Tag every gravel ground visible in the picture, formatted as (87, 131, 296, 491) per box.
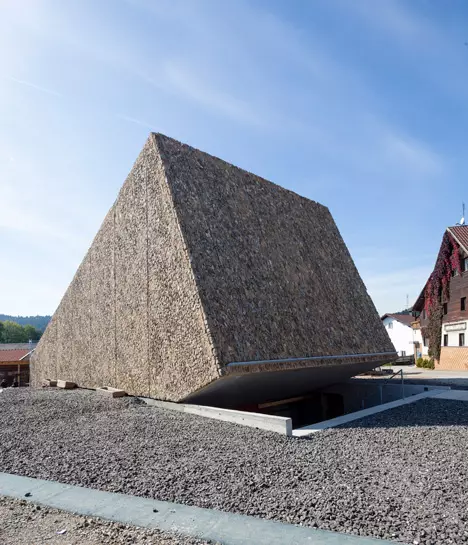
(0, 496, 212, 544)
(1, 389, 468, 545)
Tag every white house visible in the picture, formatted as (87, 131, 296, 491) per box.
(381, 314, 426, 359)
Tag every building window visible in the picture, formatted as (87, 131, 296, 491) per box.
(423, 337, 427, 347)
(422, 309, 426, 320)
(444, 334, 448, 346)
(388, 322, 393, 329)
(462, 297, 466, 311)
(443, 303, 448, 315)
(401, 351, 406, 357)
(463, 257, 468, 272)
(460, 333, 465, 347)
(452, 268, 459, 277)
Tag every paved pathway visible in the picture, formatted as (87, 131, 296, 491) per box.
(361, 365, 468, 389)
(391, 365, 468, 381)
(434, 389, 468, 401)
(0, 473, 392, 545)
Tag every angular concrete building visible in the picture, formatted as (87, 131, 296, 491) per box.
(32, 134, 396, 407)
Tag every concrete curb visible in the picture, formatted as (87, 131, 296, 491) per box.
(139, 398, 292, 436)
(293, 389, 448, 437)
(434, 390, 468, 401)
(0, 473, 392, 545)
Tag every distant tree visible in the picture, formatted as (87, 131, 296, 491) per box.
(0, 321, 43, 343)
(2, 321, 27, 343)
(23, 324, 42, 342)
(394, 308, 413, 315)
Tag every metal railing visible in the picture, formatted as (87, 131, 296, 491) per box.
(360, 368, 405, 409)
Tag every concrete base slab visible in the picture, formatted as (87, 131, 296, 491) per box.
(140, 397, 292, 436)
(0, 472, 391, 545)
(293, 389, 447, 437)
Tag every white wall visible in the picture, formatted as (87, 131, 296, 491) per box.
(414, 327, 428, 357)
(440, 320, 468, 347)
(382, 316, 419, 357)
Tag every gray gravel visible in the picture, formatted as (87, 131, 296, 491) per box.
(1, 389, 468, 545)
(0, 495, 212, 544)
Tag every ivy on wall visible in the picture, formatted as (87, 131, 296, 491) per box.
(423, 232, 461, 361)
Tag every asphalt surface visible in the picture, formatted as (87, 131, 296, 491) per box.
(0, 495, 213, 544)
(1, 388, 468, 545)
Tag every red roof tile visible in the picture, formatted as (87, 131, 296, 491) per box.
(448, 225, 468, 254)
(0, 349, 30, 362)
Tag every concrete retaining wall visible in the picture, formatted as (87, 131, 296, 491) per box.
(140, 398, 292, 436)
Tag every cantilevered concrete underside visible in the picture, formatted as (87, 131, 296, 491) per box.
(32, 133, 396, 404)
(186, 355, 394, 408)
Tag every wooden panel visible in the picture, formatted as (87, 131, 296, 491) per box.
(443, 271, 468, 323)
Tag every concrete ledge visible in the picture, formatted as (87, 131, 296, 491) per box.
(139, 398, 292, 436)
(293, 389, 447, 437)
(434, 390, 468, 401)
(0, 472, 392, 545)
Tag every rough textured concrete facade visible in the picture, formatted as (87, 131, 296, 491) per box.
(32, 133, 395, 404)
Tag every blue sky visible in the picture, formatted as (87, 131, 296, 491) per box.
(1, 0, 467, 316)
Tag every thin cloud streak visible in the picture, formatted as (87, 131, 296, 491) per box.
(6, 75, 61, 97)
(116, 114, 155, 130)
(0, 0, 461, 316)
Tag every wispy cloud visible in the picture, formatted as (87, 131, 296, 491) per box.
(0, 0, 458, 316)
(116, 114, 155, 130)
(382, 132, 443, 178)
(5, 75, 61, 97)
(146, 59, 266, 128)
(341, 0, 468, 101)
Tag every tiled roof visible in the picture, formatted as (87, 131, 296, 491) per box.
(448, 225, 468, 254)
(0, 349, 31, 362)
(382, 313, 414, 327)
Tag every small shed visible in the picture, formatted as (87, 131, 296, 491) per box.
(0, 344, 36, 386)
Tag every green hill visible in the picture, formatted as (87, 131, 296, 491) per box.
(0, 315, 51, 332)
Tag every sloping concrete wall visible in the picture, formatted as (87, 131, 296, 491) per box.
(32, 137, 219, 399)
(89, 208, 116, 386)
(113, 139, 151, 396)
(146, 139, 219, 400)
(33, 133, 395, 402)
(156, 134, 394, 366)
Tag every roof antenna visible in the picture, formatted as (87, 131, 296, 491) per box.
(457, 202, 465, 226)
